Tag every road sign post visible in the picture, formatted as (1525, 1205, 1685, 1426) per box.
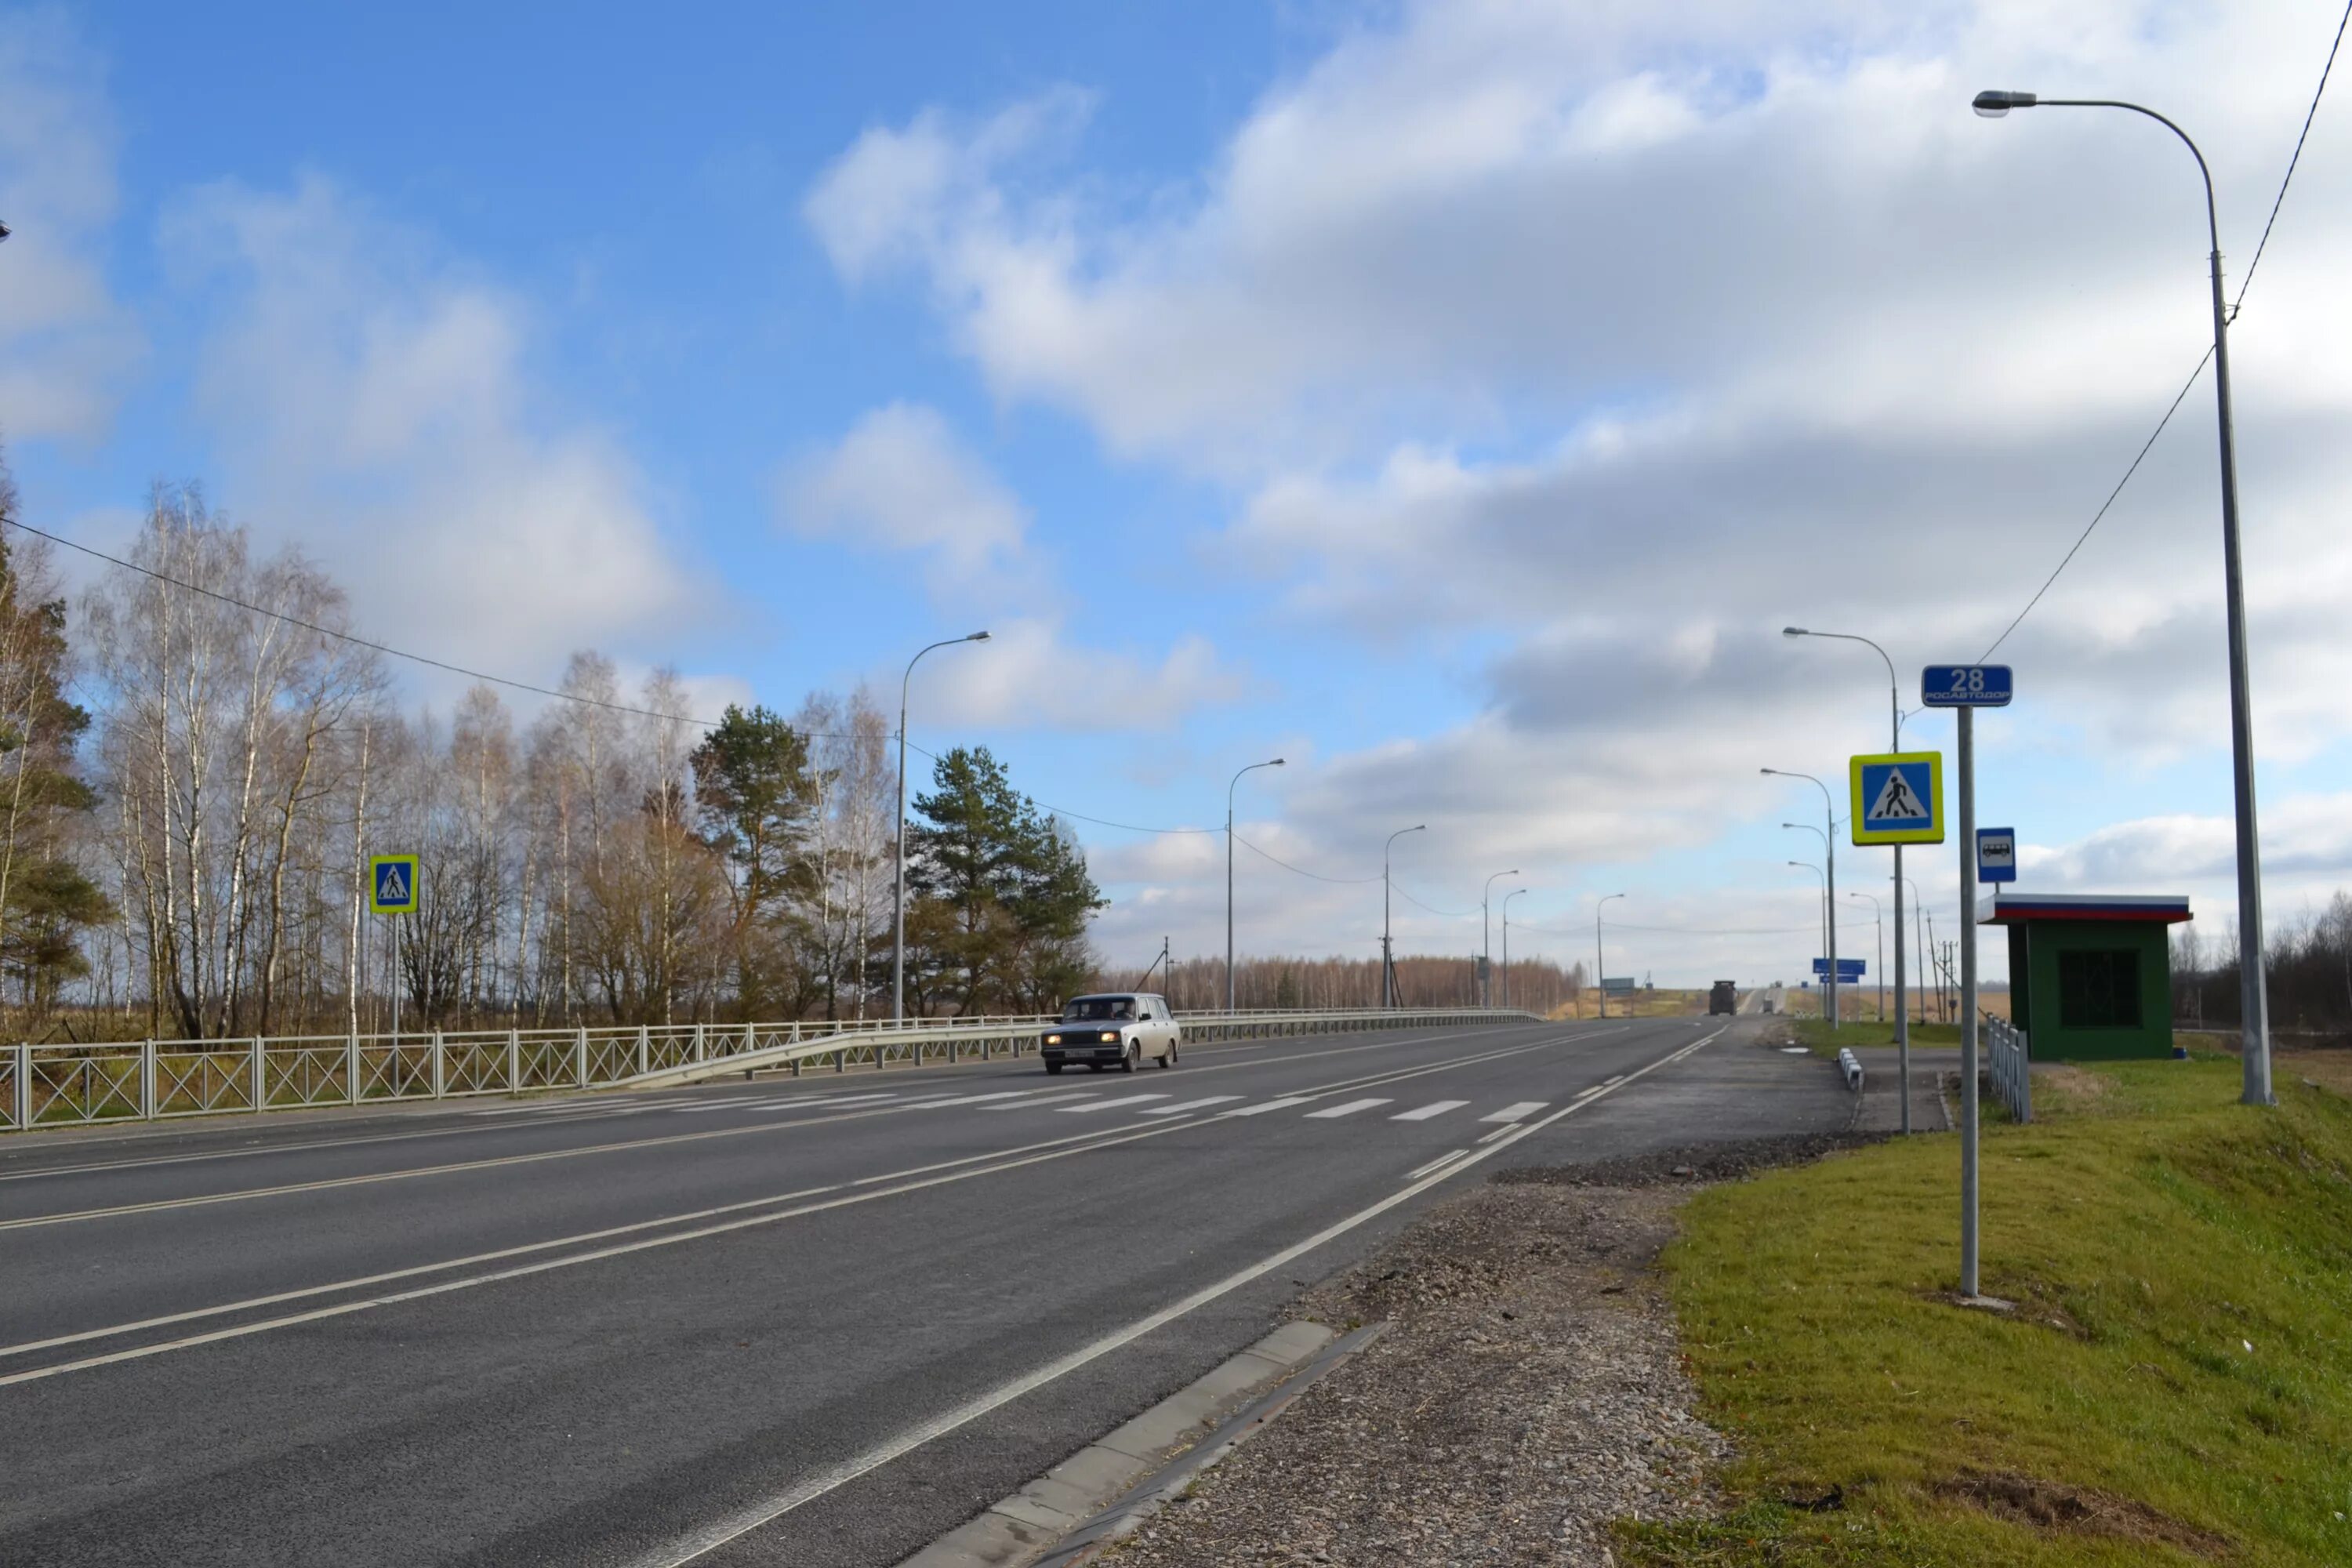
(370, 855, 419, 1048)
(1922, 666, 2011, 1301)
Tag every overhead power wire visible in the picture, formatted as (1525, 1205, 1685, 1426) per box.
(5, 515, 751, 733)
(1233, 833, 1384, 884)
(1980, 0, 2347, 659)
(1512, 916, 1871, 938)
(1389, 882, 1475, 919)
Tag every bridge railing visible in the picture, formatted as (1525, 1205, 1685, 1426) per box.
(2, 1007, 1541, 1133)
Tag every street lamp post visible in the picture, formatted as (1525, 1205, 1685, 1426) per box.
(1900, 875, 1929, 1025)
(1595, 893, 1627, 1018)
(1481, 869, 1520, 1007)
(1226, 758, 1286, 1012)
(1383, 826, 1426, 1009)
(1502, 888, 1529, 1011)
(1789, 862, 1827, 1012)
(1784, 627, 1910, 1123)
(1972, 88, 2270, 1106)
(1764, 768, 1837, 1027)
(1851, 892, 1884, 1022)
(893, 631, 990, 1023)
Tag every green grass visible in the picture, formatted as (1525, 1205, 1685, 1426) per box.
(1789, 1017, 1965, 1054)
(1622, 1058, 2352, 1566)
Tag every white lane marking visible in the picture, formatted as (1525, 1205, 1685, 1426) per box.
(1139, 1096, 1242, 1116)
(1058, 1094, 1170, 1114)
(1303, 1098, 1392, 1120)
(1602, 1075, 1627, 1088)
(982, 1091, 1098, 1110)
(1477, 1126, 1516, 1145)
(1221, 1097, 1313, 1117)
(900, 1091, 1039, 1108)
(0, 1023, 1668, 1381)
(1390, 1100, 1469, 1122)
(1480, 1102, 1548, 1123)
(635, 1024, 1728, 1568)
(0, 1019, 1571, 1184)
(1405, 1149, 1470, 1180)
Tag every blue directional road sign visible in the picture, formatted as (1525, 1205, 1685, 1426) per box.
(1812, 958, 1867, 979)
(1977, 827, 2017, 885)
(1849, 752, 1944, 845)
(1922, 664, 2013, 708)
(369, 854, 419, 915)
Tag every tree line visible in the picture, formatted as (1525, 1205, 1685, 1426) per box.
(0, 467, 1103, 1041)
(2175, 895, 2352, 1039)
(1090, 953, 1588, 1016)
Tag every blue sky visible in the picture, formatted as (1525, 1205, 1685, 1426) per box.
(5, 1, 2351, 985)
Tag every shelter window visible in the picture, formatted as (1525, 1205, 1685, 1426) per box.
(2058, 949, 2140, 1029)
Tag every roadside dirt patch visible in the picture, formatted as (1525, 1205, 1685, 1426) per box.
(1107, 1181, 1725, 1566)
(1494, 1131, 1884, 1189)
(1936, 1470, 2231, 1557)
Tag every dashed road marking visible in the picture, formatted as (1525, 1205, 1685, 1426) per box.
(1390, 1100, 1469, 1122)
(1058, 1094, 1171, 1114)
(1479, 1102, 1548, 1123)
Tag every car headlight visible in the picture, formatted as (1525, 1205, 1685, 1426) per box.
(1098, 1030, 1120, 1042)
(1044, 1034, 1062, 1044)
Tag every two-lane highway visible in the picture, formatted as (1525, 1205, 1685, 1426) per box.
(0, 1013, 1844, 1566)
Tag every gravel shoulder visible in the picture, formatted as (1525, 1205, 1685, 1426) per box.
(1104, 1133, 1875, 1566)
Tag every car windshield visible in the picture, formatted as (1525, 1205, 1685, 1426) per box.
(1062, 997, 1135, 1022)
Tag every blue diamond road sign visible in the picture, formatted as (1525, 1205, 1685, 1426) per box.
(1922, 664, 2013, 708)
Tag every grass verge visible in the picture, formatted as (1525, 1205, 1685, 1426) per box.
(1621, 1055, 2352, 1566)
(1788, 1016, 1965, 1054)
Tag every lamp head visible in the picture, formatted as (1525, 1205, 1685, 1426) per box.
(1782, 626, 1807, 638)
(1271, 757, 1286, 766)
(1973, 89, 2037, 118)
(967, 630, 991, 642)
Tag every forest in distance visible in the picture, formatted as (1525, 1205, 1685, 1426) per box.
(0, 456, 1587, 1045)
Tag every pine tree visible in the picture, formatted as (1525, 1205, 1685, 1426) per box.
(908, 746, 1103, 1014)
(0, 451, 109, 1025)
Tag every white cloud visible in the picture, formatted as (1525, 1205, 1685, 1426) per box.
(779, 401, 1031, 594)
(914, 616, 1250, 733)
(158, 174, 710, 695)
(0, 12, 142, 444)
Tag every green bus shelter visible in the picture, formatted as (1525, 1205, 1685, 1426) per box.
(1980, 893, 2192, 1062)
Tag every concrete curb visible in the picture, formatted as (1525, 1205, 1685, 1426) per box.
(1035, 1321, 1391, 1567)
(895, 1320, 1348, 1568)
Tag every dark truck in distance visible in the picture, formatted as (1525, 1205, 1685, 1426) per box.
(1708, 981, 1738, 1016)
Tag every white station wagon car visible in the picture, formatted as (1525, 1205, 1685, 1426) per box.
(1040, 993, 1181, 1074)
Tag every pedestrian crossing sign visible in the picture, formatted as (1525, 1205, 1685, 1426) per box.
(370, 854, 419, 914)
(1849, 753, 1944, 845)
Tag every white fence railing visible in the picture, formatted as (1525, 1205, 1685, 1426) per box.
(2, 1007, 1538, 1134)
(1986, 1015, 2031, 1123)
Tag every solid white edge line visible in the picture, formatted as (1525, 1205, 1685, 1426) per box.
(640, 1023, 1722, 1567)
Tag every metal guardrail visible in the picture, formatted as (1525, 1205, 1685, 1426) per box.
(619, 1006, 1531, 1090)
(1986, 1015, 2031, 1123)
(1, 1007, 1540, 1133)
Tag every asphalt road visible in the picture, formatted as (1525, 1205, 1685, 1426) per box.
(0, 1012, 1850, 1566)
